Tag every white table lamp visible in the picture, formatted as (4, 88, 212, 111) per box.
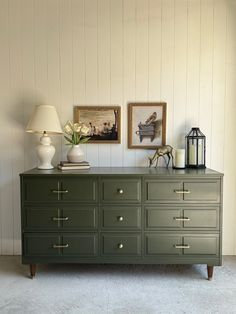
(26, 105, 62, 169)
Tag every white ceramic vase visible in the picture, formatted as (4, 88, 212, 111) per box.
(67, 145, 85, 162)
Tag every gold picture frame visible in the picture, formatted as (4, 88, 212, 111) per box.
(128, 102, 166, 149)
(74, 106, 121, 143)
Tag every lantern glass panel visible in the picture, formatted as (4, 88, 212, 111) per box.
(185, 127, 206, 168)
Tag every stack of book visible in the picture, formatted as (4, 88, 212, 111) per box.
(58, 161, 90, 171)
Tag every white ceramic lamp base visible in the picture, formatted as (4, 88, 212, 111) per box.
(36, 134, 55, 169)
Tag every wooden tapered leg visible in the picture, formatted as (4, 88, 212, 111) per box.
(207, 265, 214, 280)
(30, 264, 36, 278)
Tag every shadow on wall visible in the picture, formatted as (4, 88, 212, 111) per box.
(1, 90, 46, 170)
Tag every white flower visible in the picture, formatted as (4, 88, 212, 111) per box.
(81, 125, 90, 135)
(63, 120, 90, 145)
(63, 123, 73, 135)
(73, 123, 82, 133)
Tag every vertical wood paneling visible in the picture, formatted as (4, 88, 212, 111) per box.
(0, 0, 236, 255)
(199, 0, 214, 167)
(84, 0, 99, 166)
(21, 0, 38, 171)
(59, 0, 74, 160)
(110, 0, 123, 166)
(123, 0, 136, 166)
(173, 0, 187, 149)
(71, 0, 87, 159)
(148, 0, 162, 101)
(9, 0, 24, 254)
(160, 0, 174, 167)
(185, 0, 201, 130)
(211, 0, 227, 172)
(135, 0, 149, 167)
(46, 0, 61, 166)
(223, 0, 236, 254)
(97, 0, 111, 166)
(0, 0, 12, 255)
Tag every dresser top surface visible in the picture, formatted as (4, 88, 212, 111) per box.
(20, 167, 223, 177)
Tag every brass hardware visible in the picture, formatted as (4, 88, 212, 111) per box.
(53, 244, 69, 249)
(174, 217, 190, 221)
(52, 217, 69, 221)
(174, 190, 190, 194)
(118, 243, 124, 249)
(117, 189, 124, 194)
(174, 244, 190, 249)
(52, 190, 68, 194)
(117, 216, 124, 222)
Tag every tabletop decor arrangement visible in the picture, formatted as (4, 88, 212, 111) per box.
(63, 120, 90, 164)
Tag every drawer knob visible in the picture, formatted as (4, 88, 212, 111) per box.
(174, 190, 190, 194)
(117, 216, 124, 222)
(52, 217, 69, 221)
(174, 244, 190, 249)
(174, 217, 190, 221)
(53, 244, 69, 249)
(117, 189, 124, 194)
(118, 243, 124, 249)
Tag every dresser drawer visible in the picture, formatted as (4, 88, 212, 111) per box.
(145, 233, 219, 256)
(102, 233, 141, 256)
(183, 181, 220, 202)
(101, 178, 141, 203)
(144, 179, 220, 203)
(24, 233, 98, 256)
(145, 207, 219, 230)
(144, 180, 182, 202)
(23, 177, 97, 202)
(101, 206, 141, 229)
(24, 206, 97, 230)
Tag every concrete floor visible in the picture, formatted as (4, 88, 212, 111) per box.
(0, 256, 236, 314)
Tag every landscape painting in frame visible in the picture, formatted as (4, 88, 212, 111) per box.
(128, 103, 166, 149)
(74, 106, 121, 143)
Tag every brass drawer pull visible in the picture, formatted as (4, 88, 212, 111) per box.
(174, 217, 190, 221)
(117, 189, 124, 194)
(174, 190, 191, 194)
(174, 244, 190, 249)
(52, 190, 69, 194)
(53, 244, 69, 249)
(118, 243, 124, 249)
(52, 217, 69, 221)
(117, 216, 124, 222)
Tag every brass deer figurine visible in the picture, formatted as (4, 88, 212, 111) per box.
(148, 145, 174, 168)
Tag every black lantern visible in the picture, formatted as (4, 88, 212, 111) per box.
(185, 127, 206, 168)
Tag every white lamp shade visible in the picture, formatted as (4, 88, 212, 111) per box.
(26, 105, 62, 134)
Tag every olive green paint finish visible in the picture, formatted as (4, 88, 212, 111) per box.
(101, 178, 141, 203)
(23, 178, 59, 202)
(101, 206, 141, 229)
(145, 180, 183, 202)
(102, 233, 141, 256)
(183, 181, 220, 202)
(146, 234, 182, 255)
(145, 207, 219, 230)
(20, 167, 223, 273)
(144, 179, 220, 204)
(60, 178, 97, 202)
(23, 177, 97, 203)
(24, 206, 97, 230)
(183, 208, 218, 229)
(145, 234, 219, 256)
(24, 234, 61, 256)
(24, 233, 98, 257)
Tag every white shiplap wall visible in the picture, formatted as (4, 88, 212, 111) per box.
(0, 0, 235, 255)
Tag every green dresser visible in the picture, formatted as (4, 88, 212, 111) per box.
(20, 167, 223, 279)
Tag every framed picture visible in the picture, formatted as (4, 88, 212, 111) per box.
(128, 102, 166, 149)
(74, 106, 121, 143)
